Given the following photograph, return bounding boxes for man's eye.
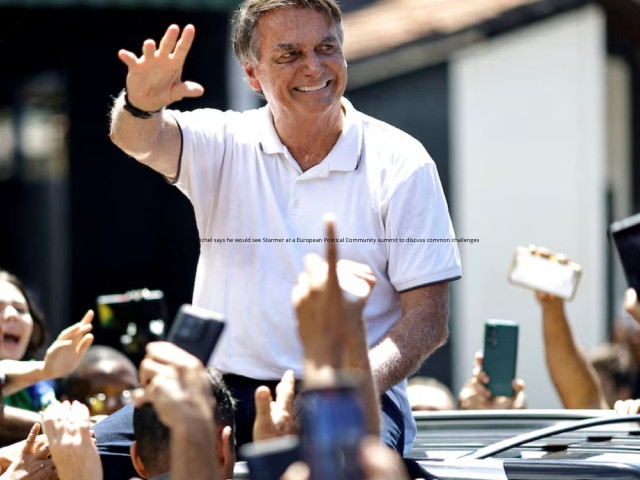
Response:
[279,52,297,62]
[320,44,336,53]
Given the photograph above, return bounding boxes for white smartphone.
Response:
[507,246,582,300]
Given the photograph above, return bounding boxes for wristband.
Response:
[123,92,163,119]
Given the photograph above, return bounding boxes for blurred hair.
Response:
[232,0,344,66]
[407,375,456,411]
[63,345,138,399]
[133,367,236,475]
[589,342,638,392]
[0,270,46,360]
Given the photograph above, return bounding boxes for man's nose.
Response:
[303,52,323,76]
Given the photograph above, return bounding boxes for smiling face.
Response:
[243,6,347,125]
[0,280,34,360]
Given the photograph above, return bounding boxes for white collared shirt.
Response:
[170,98,461,453]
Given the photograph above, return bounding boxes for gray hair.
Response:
[232,0,345,66]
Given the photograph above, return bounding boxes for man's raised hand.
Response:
[118,24,204,112]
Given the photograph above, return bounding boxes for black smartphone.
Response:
[239,435,301,480]
[610,213,640,295]
[165,304,225,364]
[483,319,519,397]
[96,289,168,331]
[95,289,169,365]
[299,383,366,480]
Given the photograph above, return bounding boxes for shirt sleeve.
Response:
[385,161,462,292]
[168,108,230,233]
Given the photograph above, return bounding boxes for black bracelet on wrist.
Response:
[123,92,163,119]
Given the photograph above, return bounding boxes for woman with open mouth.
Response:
[0,270,94,412]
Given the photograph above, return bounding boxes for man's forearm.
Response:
[370,283,449,393]
[109,91,180,178]
[109,91,163,159]
[542,306,607,409]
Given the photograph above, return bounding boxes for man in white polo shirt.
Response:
[109,0,461,456]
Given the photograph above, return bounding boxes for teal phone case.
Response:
[483,319,519,397]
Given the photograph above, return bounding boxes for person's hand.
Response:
[117,24,204,112]
[527,245,568,312]
[0,424,56,480]
[252,370,297,442]
[458,352,526,410]
[534,290,564,311]
[291,214,375,372]
[42,310,94,380]
[614,398,640,415]
[41,401,102,480]
[0,433,49,473]
[358,437,409,480]
[624,288,640,325]
[133,341,214,431]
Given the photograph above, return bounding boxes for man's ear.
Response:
[243,63,262,92]
[217,425,236,477]
[130,441,148,479]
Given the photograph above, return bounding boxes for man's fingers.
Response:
[142,39,157,60]
[512,378,526,394]
[473,351,484,368]
[254,386,273,418]
[323,213,339,286]
[173,24,197,63]
[118,49,139,68]
[281,461,310,480]
[304,253,327,290]
[172,81,205,101]
[144,341,202,368]
[138,357,167,386]
[625,288,640,323]
[22,423,40,454]
[158,24,180,57]
[276,370,296,411]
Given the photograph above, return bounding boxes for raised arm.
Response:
[537,291,608,409]
[292,215,380,436]
[109,24,204,179]
[133,342,219,480]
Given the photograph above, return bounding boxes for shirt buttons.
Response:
[292,199,299,208]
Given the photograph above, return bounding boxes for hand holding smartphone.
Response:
[507,246,581,300]
[483,319,519,398]
[165,304,225,364]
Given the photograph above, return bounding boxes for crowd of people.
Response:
[2,0,640,478]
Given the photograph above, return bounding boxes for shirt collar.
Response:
[258,97,363,172]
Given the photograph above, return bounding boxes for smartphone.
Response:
[299,383,366,480]
[165,304,225,364]
[507,246,582,300]
[610,213,640,295]
[483,319,519,398]
[96,289,168,331]
[96,289,169,365]
[240,435,301,480]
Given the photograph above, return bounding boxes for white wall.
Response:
[450,5,607,407]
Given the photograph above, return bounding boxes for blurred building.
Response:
[0,1,236,351]
[343,0,640,405]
